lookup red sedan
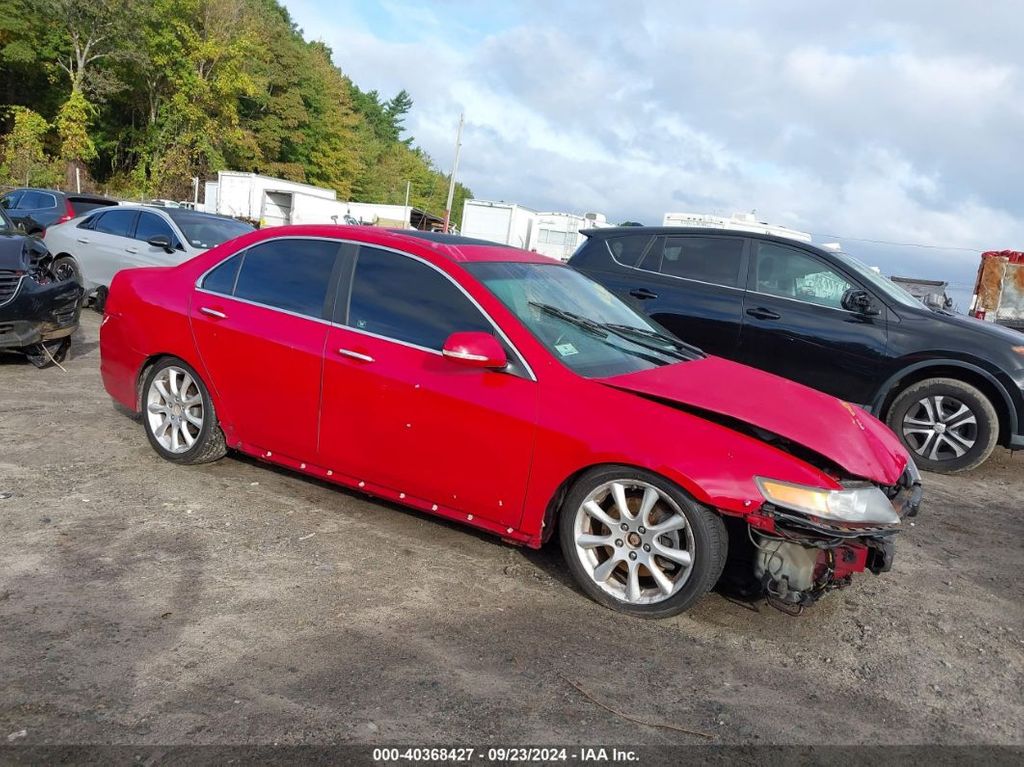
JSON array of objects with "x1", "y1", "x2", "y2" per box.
[{"x1": 100, "y1": 226, "x2": 921, "y2": 617}]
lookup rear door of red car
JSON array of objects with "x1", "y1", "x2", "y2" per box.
[
  {"x1": 189, "y1": 236, "x2": 345, "y2": 458},
  {"x1": 318, "y1": 244, "x2": 538, "y2": 529}
]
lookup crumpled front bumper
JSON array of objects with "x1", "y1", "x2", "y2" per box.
[{"x1": 0, "y1": 276, "x2": 83, "y2": 349}]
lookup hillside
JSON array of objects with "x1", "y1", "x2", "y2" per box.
[{"x1": 0, "y1": 0, "x2": 470, "y2": 223}]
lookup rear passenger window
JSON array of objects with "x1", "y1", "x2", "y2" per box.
[
  {"x1": 233, "y1": 239, "x2": 339, "y2": 318},
  {"x1": 347, "y1": 246, "x2": 492, "y2": 350},
  {"x1": 92, "y1": 209, "x2": 138, "y2": 237},
  {"x1": 605, "y1": 235, "x2": 653, "y2": 267},
  {"x1": 18, "y1": 191, "x2": 57, "y2": 209},
  {"x1": 645, "y1": 236, "x2": 744, "y2": 287}
]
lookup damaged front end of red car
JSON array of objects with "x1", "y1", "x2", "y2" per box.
[{"x1": 740, "y1": 461, "x2": 922, "y2": 614}]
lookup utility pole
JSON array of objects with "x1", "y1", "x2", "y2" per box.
[
  {"x1": 442, "y1": 112, "x2": 464, "y2": 233},
  {"x1": 403, "y1": 180, "x2": 411, "y2": 229},
  {"x1": 192, "y1": 177, "x2": 200, "y2": 208}
]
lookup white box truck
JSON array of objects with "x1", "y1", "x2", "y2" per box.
[
  {"x1": 461, "y1": 200, "x2": 537, "y2": 249},
  {"x1": 203, "y1": 171, "x2": 337, "y2": 223}
]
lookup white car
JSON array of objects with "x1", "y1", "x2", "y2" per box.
[{"x1": 43, "y1": 205, "x2": 254, "y2": 309}]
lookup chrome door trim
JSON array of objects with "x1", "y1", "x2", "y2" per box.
[{"x1": 194, "y1": 235, "x2": 538, "y2": 381}]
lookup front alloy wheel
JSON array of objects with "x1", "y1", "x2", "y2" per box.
[
  {"x1": 559, "y1": 467, "x2": 727, "y2": 618},
  {"x1": 887, "y1": 377, "x2": 999, "y2": 474}
]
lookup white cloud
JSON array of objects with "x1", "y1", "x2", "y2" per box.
[{"x1": 284, "y1": 0, "x2": 1024, "y2": 305}]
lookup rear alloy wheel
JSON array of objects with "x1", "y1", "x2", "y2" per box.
[
  {"x1": 559, "y1": 466, "x2": 727, "y2": 618},
  {"x1": 887, "y1": 378, "x2": 999, "y2": 474},
  {"x1": 142, "y1": 358, "x2": 226, "y2": 464}
]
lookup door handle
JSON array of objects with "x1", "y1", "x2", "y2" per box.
[
  {"x1": 77, "y1": 238, "x2": 90, "y2": 244},
  {"x1": 746, "y1": 307, "x2": 782, "y2": 320},
  {"x1": 125, "y1": 247, "x2": 138, "y2": 254},
  {"x1": 200, "y1": 307, "x2": 227, "y2": 319},
  {"x1": 337, "y1": 348, "x2": 375, "y2": 363},
  {"x1": 629, "y1": 287, "x2": 658, "y2": 300}
]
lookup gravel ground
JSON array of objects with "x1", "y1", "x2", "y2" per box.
[{"x1": 0, "y1": 311, "x2": 1022, "y2": 746}]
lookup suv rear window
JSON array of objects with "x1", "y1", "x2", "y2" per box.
[
  {"x1": 19, "y1": 191, "x2": 57, "y2": 209},
  {"x1": 605, "y1": 235, "x2": 654, "y2": 267},
  {"x1": 643, "y1": 236, "x2": 745, "y2": 288}
]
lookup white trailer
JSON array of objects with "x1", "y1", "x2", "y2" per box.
[
  {"x1": 662, "y1": 212, "x2": 812, "y2": 243},
  {"x1": 461, "y1": 200, "x2": 537, "y2": 249},
  {"x1": 203, "y1": 171, "x2": 337, "y2": 222},
  {"x1": 531, "y1": 211, "x2": 611, "y2": 261}
]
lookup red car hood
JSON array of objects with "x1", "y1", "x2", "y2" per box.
[{"x1": 602, "y1": 356, "x2": 908, "y2": 486}]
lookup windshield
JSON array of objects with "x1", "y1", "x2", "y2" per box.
[
  {"x1": 0, "y1": 208, "x2": 12, "y2": 234},
  {"x1": 466, "y1": 262, "x2": 702, "y2": 378},
  {"x1": 166, "y1": 210, "x2": 254, "y2": 250},
  {"x1": 833, "y1": 250, "x2": 925, "y2": 309}
]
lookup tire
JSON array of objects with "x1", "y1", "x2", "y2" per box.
[
  {"x1": 51, "y1": 256, "x2": 81, "y2": 285},
  {"x1": 24, "y1": 337, "x2": 71, "y2": 369},
  {"x1": 558, "y1": 465, "x2": 728, "y2": 618},
  {"x1": 142, "y1": 357, "x2": 227, "y2": 465},
  {"x1": 91, "y1": 285, "x2": 108, "y2": 313},
  {"x1": 886, "y1": 377, "x2": 999, "y2": 474}
]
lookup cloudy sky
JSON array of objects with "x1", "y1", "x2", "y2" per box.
[{"x1": 285, "y1": 0, "x2": 1024, "y2": 309}]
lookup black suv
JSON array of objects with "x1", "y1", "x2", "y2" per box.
[
  {"x1": 0, "y1": 187, "x2": 118, "y2": 236},
  {"x1": 570, "y1": 227, "x2": 1024, "y2": 473}
]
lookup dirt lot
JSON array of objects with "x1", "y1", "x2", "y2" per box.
[{"x1": 1, "y1": 311, "x2": 1022, "y2": 747}]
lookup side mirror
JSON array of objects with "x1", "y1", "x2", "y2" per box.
[
  {"x1": 147, "y1": 234, "x2": 175, "y2": 253},
  {"x1": 441, "y1": 331, "x2": 507, "y2": 370},
  {"x1": 842, "y1": 288, "x2": 880, "y2": 316}
]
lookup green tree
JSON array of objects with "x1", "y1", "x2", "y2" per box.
[
  {"x1": 38, "y1": 0, "x2": 142, "y2": 96},
  {"x1": 0, "y1": 106, "x2": 58, "y2": 186},
  {"x1": 55, "y1": 90, "x2": 96, "y2": 165},
  {"x1": 0, "y1": 0, "x2": 473, "y2": 209}
]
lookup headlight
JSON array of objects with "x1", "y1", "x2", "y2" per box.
[{"x1": 755, "y1": 477, "x2": 900, "y2": 526}]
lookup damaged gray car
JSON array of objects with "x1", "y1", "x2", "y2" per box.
[{"x1": 0, "y1": 207, "x2": 83, "y2": 368}]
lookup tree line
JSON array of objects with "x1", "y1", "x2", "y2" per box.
[{"x1": 0, "y1": 0, "x2": 471, "y2": 224}]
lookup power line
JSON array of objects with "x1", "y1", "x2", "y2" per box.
[{"x1": 812, "y1": 233, "x2": 986, "y2": 253}]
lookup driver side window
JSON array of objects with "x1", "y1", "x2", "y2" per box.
[
  {"x1": 345, "y1": 246, "x2": 492, "y2": 351},
  {"x1": 754, "y1": 242, "x2": 852, "y2": 310}
]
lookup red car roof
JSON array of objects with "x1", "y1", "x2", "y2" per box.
[{"x1": 246, "y1": 225, "x2": 559, "y2": 265}]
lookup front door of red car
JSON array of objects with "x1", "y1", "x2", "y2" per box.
[
  {"x1": 318, "y1": 245, "x2": 538, "y2": 529},
  {"x1": 189, "y1": 237, "x2": 344, "y2": 459}
]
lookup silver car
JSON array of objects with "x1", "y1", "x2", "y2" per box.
[{"x1": 43, "y1": 205, "x2": 254, "y2": 309}]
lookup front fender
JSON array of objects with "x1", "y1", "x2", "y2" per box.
[
  {"x1": 870, "y1": 358, "x2": 1021, "y2": 439},
  {"x1": 518, "y1": 381, "x2": 842, "y2": 545}
]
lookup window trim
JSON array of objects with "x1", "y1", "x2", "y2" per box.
[
  {"x1": 195, "y1": 236, "x2": 536, "y2": 382},
  {"x1": 603, "y1": 235, "x2": 656, "y2": 270}
]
